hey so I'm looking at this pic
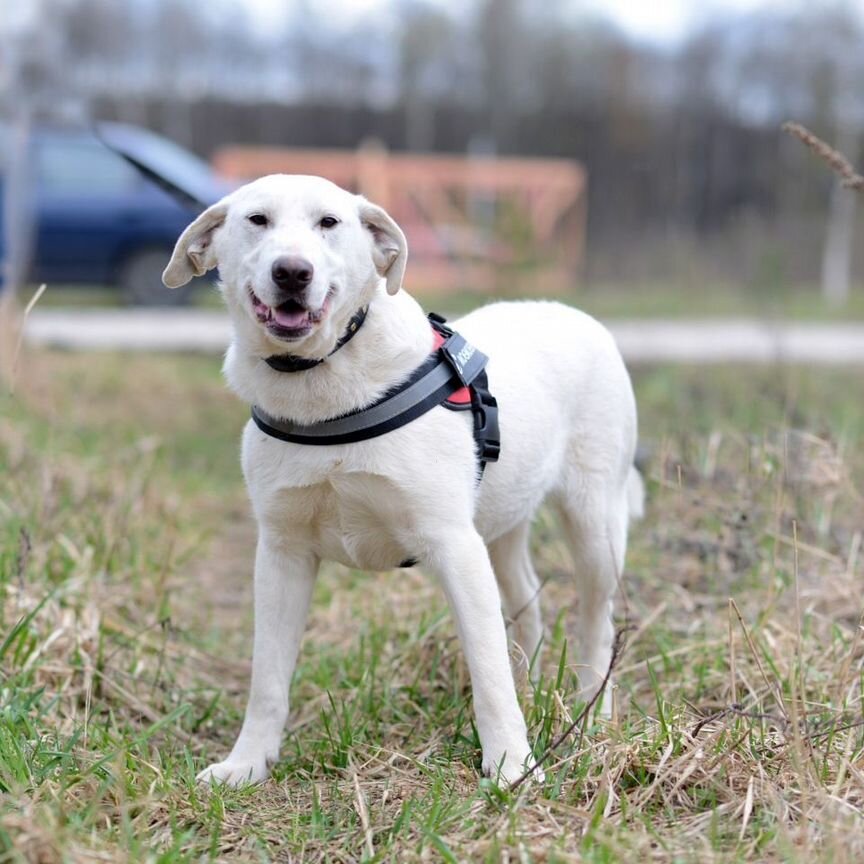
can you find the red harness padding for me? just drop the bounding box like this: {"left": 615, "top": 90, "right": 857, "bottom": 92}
{"left": 432, "top": 330, "right": 473, "bottom": 408}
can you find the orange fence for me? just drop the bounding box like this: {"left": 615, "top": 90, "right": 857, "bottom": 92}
{"left": 213, "top": 145, "right": 587, "bottom": 296}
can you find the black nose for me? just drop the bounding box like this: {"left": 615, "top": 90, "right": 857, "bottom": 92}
{"left": 271, "top": 256, "right": 314, "bottom": 292}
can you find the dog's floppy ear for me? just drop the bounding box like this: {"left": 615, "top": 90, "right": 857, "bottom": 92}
{"left": 162, "top": 201, "right": 228, "bottom": 288}
{"left": 358, "top": 198, "right": 408, "bottom": 295}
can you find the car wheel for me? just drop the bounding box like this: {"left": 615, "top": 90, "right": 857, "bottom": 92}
{"left": 118, "top": 247, "right": 201, "bottom": 306}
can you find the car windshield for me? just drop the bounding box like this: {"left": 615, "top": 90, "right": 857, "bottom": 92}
{"left": 116, "top": 128, "right": 214, "bottom": 187}
{"left": 96, "top": 123, "right": 226, "bottom": 204}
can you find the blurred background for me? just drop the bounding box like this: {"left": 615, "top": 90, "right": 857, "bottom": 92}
{"left": 4, "top": 9, "right": 864, "bottom": 860}
{"left": 0, "top": 0, "right": 863, "bottom": 318}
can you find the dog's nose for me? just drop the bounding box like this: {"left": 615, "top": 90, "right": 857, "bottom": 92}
{"left": 271, "top": 256, "right": 314, "bottom": 292}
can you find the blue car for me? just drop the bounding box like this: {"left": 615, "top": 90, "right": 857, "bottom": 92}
{"left": 0, "top": 122, "right": 230, "bottom": 304}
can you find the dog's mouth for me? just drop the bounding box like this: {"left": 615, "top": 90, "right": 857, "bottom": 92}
{"left": 249, "top": 287, "right": 333, "bottom": 339}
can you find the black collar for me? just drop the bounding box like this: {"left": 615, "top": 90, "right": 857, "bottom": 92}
{"left": 265, "top": 306, "right": 369, "bottom": 373}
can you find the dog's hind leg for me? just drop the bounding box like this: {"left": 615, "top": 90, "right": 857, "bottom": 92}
{"left": 554, "top": 478, "right": 629, "bottom": 715}
{"left": 489, "top": 520, "right": 545, "bottom": 682}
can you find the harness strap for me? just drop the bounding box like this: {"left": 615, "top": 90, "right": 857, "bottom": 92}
{"left": 252, "top": 355, "right": 461, "bottom": 445}
{"left": 251, "top": 313, "right": 501, "bottom": 475}
{"left": 428, "top": 314, "right": 500, "bottom": 474}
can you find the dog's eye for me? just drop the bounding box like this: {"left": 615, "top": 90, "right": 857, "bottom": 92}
{"left": 247, "top": 213, "right": 269, "bottom": 227}
{"left": 319, "top": 216, "right": 339, "bottom": 229}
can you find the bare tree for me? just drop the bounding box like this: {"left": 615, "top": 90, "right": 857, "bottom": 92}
{"left": 400, "top": 4, "right": 457, "bottom": 150}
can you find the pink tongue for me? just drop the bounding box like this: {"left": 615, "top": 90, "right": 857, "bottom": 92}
{"left": 272, "top": 305, "right": 310, "bottom": 328}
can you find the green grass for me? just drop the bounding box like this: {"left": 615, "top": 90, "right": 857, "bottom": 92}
{"left": 575, "top": 281, "right": 864, "bottom": 321}
{"left": 21, "top": 279, "right": 864, "bottom": 321}
{"left": 418, "top": 281, "right": 864, "bottom": 321}
{"left": 2, "top": 351, "right": 864, "bottom": 861}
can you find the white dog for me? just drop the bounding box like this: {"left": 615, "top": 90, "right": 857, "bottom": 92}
{"left": 163, "top": 174, "right": 643, "bottom": 787}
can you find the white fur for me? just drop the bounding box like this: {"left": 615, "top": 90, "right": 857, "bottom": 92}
{"left": 163, "top": 174, "right": 643, "bottom": 787}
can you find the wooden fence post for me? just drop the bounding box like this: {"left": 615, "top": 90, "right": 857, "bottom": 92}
{"left": 357, "top": 138, "right": 390, "bottom": 207}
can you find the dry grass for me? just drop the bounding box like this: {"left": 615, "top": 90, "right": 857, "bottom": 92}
{"left": 1, "top": 350, "right": 863, "bottom": 862}
{"left": 783, "top": 122, "right": 864, "bottom": 192}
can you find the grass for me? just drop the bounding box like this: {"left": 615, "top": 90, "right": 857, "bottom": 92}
{"left": 573, "top": 282, "right": 864, "bottom": 322}
{"left": 1, "top": 348, "right": 864, "bottom": 862}
{"left": 418, "top": 283, "right": 864, "bottom": 322}
{"left": 20, "top": 279, "right": 864, "bottom": 321}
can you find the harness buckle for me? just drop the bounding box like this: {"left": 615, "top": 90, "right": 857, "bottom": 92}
{"left": 427, "top": 312, "right": 450, "bottom": 329}
{"left": 481, "top": 437, "right": 501, "bottom": 463}
{"left": 472, "top": 380, "right": 501, "bottom": 465}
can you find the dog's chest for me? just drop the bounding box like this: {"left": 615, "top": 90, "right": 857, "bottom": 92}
{"left": 260, "top": 472, "right": 421, "bottom": 571}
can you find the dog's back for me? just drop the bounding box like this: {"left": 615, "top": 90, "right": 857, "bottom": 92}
{"left": 453, "top": 300, "right": 639, "bottom": 539}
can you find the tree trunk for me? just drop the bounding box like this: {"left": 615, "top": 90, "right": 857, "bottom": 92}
{"left": 0, "top": 111, "right": 35, "bottom": 385}
{"left": 821, "top": 126, "right": 860, "bottom": 306}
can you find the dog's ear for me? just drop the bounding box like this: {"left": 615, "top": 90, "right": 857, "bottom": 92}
{"left": 358, "top": 198, "right": 408, "bottom": 295}
{"left": 162, "top": 201, "right": 228, "bottom": 288}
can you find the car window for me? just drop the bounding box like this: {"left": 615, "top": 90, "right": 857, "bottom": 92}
{"left": 35, "top": 137, "right": 141, "bottom": 195}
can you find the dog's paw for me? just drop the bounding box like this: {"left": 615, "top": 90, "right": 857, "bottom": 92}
{"left": 482, "top": 749, "right": 544, "bottom": 787}
{"left": 196, "top": 758, "right": 270, "bottom": 788}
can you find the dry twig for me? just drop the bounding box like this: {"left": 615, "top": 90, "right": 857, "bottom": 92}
{"left": 509, "top": 626, "right": 630, "bottom": 791}
{"left": 3, "top": 283, "right": 47, "bottom": 394}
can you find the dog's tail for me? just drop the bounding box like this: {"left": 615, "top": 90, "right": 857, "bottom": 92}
{"left": 627, "top": 465, "right": 645, "bottom": 522}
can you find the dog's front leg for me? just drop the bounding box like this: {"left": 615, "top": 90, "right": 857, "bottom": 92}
{"left": 428, "top": 529, "right": 538, "bottom": 785}
{"left": 197, "top": 536, "right": 318, "bottom": 786}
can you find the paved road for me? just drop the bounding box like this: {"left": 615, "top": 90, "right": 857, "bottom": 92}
{"left": 21, "top": 308, "right": 864, "bottom": 364}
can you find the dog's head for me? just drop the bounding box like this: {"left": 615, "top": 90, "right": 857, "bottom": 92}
{"left": 163, "top": 174, "right": 407, "bottom": 352}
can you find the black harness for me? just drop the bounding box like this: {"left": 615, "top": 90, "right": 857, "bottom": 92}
{"left": 251, "top": 311, "right": 500, "bottom": 476}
